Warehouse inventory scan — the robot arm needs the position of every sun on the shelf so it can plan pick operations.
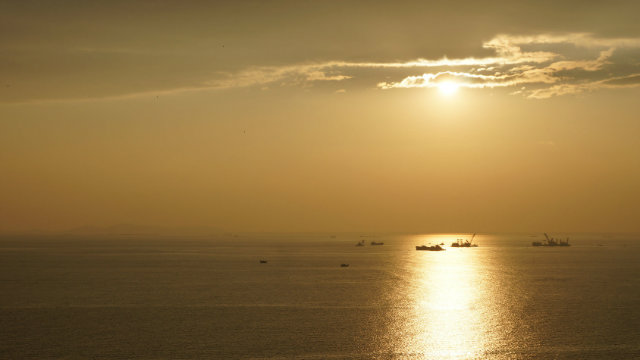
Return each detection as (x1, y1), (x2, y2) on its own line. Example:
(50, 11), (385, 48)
(438, 82), (459, 96)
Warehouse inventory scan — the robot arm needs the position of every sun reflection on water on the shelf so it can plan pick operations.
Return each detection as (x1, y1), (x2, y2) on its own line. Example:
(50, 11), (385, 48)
(395, 234), (488, 359)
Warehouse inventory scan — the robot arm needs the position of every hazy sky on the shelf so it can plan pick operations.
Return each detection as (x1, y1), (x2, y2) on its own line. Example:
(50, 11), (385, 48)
(2, 0), (640, 233)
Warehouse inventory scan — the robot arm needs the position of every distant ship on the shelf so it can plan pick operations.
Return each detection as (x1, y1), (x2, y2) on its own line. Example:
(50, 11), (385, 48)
(451, 233), (478, 247)
(355, 240), (365, 247)
(532, 233), (570, 247)
(259, 260), (268, 264)
(416, 244), (445, 251)
(370, 241), (384, 246)
(340, 263), (349, 267)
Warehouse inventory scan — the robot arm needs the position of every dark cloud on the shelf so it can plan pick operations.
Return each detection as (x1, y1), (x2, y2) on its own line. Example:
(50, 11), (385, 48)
(2, 1), (640, 102)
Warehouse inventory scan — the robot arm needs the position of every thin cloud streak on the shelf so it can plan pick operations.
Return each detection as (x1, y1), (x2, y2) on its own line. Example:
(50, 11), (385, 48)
(377, 47), (618, 95)
(528, 73), (640, 99)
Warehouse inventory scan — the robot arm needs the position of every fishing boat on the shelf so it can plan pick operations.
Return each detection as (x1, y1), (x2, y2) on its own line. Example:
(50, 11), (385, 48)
(370, 241), (384, 246)
(259, 260), (268, 264)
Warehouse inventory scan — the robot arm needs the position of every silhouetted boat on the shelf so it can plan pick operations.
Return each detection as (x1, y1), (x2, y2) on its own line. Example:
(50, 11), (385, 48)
(340, 263), (349, 267)
(355, 240), (365, 247)
(370, 241), (384, 245)
(416, 244), (445, 251)
(451, 233), (478, 247)
(532, 233), (570, 247)
(259, 260), (268, 263)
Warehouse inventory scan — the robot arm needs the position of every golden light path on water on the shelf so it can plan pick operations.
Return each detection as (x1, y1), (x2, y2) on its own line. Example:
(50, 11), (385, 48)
(393, 234), (490, 359)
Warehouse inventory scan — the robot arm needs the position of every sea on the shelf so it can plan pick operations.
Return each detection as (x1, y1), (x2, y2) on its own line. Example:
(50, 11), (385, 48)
(1, 233), (639, 359)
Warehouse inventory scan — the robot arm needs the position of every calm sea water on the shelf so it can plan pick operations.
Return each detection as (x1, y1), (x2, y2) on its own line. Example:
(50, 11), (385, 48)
(1, 233), (639, 359)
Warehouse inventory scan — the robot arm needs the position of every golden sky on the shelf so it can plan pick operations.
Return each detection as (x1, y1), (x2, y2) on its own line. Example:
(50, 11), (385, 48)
(2, 1), (640, 233)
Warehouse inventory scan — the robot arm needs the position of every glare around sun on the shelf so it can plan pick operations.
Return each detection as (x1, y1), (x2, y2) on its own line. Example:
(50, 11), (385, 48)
(438, 82), (459, 95)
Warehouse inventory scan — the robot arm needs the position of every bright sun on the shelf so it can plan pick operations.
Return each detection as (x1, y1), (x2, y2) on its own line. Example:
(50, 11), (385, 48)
(438, 82), (459, 96)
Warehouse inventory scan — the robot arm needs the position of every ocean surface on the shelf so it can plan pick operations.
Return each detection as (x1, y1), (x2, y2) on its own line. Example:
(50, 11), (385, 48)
(1, 233), (639, 359)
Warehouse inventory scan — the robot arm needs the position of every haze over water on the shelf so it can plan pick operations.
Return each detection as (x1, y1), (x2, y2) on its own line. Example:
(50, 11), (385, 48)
(2, 233), (638, 359)
(3, 2), (640, 358)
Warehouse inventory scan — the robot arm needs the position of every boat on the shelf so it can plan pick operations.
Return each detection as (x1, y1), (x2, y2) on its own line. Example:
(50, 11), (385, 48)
(370, 241), (384, 246)
(451, 233), (478, 247)
(532, 233), (570, 247)
(355, 240), (365, 247)
(416, 244), (445, 251)
(259, 260), (268, 263)
(340, 263), (349, 267)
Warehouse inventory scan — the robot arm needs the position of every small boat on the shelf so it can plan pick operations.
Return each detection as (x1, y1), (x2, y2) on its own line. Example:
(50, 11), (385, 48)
(340, 263), (349, 267)
(355, 240), (365, 247)
(416, 244), (445, 251)
(370, 241), (384, 246)
(259, 260), (268, 264)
